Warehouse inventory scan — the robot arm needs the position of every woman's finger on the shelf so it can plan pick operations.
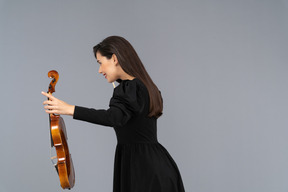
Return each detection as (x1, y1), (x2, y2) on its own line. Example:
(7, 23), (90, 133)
(45, 109), (57, 114)
(41, 91), (56, 100)
(44, 105), (56, 110)
(43, 100), (52, 105)
(41, 91), (49, 97)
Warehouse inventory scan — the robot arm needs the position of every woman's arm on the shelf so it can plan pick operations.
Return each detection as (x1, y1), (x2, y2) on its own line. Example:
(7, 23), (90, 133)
(41, 91), (128, 127)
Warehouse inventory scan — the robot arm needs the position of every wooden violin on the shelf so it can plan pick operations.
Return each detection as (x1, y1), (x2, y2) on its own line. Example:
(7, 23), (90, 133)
(47, 70), (75, 189)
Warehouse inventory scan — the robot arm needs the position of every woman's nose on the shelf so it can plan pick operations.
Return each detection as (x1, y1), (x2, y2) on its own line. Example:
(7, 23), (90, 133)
(98, 66), (102, 74)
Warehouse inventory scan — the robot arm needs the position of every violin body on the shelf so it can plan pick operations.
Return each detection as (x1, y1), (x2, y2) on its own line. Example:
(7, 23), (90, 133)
(47, 70), (75, 189)
(50, 114), (75, 189)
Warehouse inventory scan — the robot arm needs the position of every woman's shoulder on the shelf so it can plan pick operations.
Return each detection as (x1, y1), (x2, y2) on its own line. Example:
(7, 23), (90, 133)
(110, 78), (148, 114)
(114, 78), (147, 97)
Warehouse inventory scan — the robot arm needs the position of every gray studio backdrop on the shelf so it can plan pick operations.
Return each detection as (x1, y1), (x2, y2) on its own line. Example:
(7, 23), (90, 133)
(1, 0), (288, 192)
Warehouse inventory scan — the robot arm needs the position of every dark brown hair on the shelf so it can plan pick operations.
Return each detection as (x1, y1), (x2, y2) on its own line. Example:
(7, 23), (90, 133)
(93, 36), (163, 118)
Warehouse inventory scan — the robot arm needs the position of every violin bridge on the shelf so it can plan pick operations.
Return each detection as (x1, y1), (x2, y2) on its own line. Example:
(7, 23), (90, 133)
(51, 156), (57, 160)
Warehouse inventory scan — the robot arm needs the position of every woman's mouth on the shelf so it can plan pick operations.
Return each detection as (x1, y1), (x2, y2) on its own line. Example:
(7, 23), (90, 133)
(103, 73), (107, 79)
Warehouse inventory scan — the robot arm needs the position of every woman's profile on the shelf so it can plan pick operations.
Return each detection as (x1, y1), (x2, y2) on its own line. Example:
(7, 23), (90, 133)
(42, 36), (185, 192)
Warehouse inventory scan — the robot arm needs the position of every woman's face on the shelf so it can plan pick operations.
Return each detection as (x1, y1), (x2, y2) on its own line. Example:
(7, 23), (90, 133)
(96, 52), (120, 83)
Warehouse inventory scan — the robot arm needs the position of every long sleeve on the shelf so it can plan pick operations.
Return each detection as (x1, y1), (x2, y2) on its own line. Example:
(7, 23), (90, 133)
(73, 105), (128, 127)
(73, 79), (144, 128)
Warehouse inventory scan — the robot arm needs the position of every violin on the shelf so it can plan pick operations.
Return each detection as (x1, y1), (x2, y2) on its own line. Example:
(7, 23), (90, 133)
(47, 70), (75, 189)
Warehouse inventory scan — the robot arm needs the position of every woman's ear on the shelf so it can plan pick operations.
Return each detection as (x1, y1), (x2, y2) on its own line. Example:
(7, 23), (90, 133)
(112, 54), (119, 65)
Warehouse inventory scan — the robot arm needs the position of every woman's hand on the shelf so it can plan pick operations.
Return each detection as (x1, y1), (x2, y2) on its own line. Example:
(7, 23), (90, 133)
(42, 91), (75, 116)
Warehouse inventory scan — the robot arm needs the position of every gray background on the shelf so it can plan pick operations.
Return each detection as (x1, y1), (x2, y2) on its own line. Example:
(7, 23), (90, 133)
(0, 0), (288, 192)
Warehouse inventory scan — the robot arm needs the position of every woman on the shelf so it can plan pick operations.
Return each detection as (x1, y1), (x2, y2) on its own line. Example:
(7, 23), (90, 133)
(42, 36), (185, 192)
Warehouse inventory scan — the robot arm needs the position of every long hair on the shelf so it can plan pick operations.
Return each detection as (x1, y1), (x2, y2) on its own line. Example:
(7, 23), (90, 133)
(93, 36), (163, 118)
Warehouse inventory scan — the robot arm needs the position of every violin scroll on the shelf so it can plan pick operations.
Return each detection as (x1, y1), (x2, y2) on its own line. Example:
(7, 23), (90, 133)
(48, 70), (59, 94)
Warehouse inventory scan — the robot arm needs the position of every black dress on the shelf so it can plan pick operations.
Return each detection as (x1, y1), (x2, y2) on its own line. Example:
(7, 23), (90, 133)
(73, 78), (185, 192)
